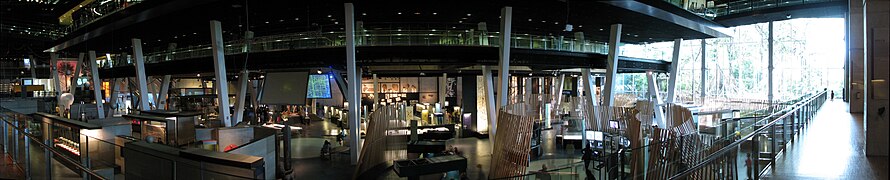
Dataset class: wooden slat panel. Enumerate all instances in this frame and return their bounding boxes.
[489,104,536,179]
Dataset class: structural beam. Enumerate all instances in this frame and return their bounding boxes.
[372,74,379,109]
[158,75,171,110]
[344,3,361,165]
[209,20,233,127]
[482,66,498,149]
[71,53,84,93]
[131,39,152,111]
[233,70,249,125]
[107,78,121,118]
[700,39,707,100]
[602,24,622,106]
[88,51,106,118]
[647,72,666,127]
[497,6,512,108]
[767,21,775,106]
[50,53,61,97]
[582,68,598,147]
[666,39,682,103]
[439,73,448,113]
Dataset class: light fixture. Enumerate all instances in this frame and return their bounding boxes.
[414,12,420,15]
[362,13,367,16]
[197,74,201,77]
[397,12,402,15]
[327,14,332,18]
[466,13,472,16]
[317,69,323,74]
[432,12,437,15]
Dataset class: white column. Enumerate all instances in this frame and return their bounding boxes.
[88,51,106,118]
[71,53,84,92]
[666,39,682,103]
[555,74,566,105]
[131,39,152,111]
[439,73,448,112]
[602,24,622,106]
[233,70,249,125]
[158,75,172,110]
[107,78,121,118]
[344,3,362,165]
[372,74,379,109]
[209,21,233,127]
[767,21,775,105]
[700,39,706,100]
[28,55,37,79]
[647,72,666,127]
[497,6,512,108]
[50,53,61,97]
[482,66,498,149]
[582,68,598,147]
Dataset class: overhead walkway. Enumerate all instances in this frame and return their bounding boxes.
[96,28,672,78]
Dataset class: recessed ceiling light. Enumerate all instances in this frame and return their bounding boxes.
[362,13,367,16]
[541,20,547,23]
[528,19,533,21]
[432,12,437,15]
[397,12,402,15]
[327,15,332,18]
[414,12,420,15]
[466,13,472,16]
[265,21,269,24]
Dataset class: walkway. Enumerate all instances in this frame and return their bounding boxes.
[763,100,889,179]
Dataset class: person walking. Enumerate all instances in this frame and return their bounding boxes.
[582,146,595,179]
[830,90,835,100]
[745,153,754,180]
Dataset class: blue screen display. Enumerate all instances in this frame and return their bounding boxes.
[306,74,332,99]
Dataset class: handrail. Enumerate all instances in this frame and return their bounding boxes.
[668,90,825,179]
[0,112,108,180]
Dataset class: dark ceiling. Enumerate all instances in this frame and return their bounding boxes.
[46,0,727,56]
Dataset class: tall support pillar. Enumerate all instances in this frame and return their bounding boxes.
[847,0,865,112]
[344,3,362,165]
[700,39,707,100]
[482,66,498,149]
[440,73,448,112]
[372,74,379,109]
[602,24,622,106]
[88,51,106,118]
[71,53,84,93]
[863,0,890,156]
[768,21,775,106]
[209,21,233,127]
[555,74,566,105]
[647,72,666,127]
[582,69,598,147]
[158,75,172,110]
[28,55,37,79]
[666,39,682,103]
[50,53,61,96]
[233,70,249,125]
[107,79,121,118]
[497,6,512,108]
[131,39,152,111]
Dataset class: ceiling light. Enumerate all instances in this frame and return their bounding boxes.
[265,21,269,24]
[362,13,367,16]
[599,29,603,31]
[327,15,332,18]
[528,19,533,21]
[414,12,420,15]
[317,69,323,74]
[295,18,299,20]
[458,21,463,23]
[541,20,547,23]
[397,12,402,15]
[466,14,472,16]
[197,74,201,77]
[432,12,437,15]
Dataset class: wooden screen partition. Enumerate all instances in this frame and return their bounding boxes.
[626,119,645,179]
[489,103,536,179]
[354,105,403,178]
[586,106,638,134]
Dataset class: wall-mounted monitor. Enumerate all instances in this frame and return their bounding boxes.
[306,74,332,99]
[260,72,309,105]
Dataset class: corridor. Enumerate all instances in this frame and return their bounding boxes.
[763,100,889,179]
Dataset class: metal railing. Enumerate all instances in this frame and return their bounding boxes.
[670,89,826,179]
[707,0,841,17]
[104,27,614,68]
[1,111,107,180]
[64,0,144,33]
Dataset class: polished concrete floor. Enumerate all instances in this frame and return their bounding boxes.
[763,100,889,180]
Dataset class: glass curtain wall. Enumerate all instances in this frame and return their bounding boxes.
[617,18,844,102]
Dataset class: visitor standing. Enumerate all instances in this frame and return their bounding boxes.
[745,153,754,180]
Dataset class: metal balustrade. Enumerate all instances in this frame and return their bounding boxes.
[104,29,612,68]
[707,0,842,17]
